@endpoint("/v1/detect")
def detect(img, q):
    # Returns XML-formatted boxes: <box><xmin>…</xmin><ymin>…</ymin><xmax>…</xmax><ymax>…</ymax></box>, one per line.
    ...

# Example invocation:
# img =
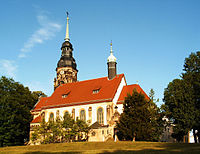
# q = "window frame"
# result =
<box><xmin>97</xmin><ymin>107</ymin><xmax>104</xmax><ymax>125</ymax></box>
<box><xmin>80</xmin><ymin>109</ymin><xmax>86</xmax><ymax>121</ymax></box>
<box><xmin>49</xmin><ymin>112</ymin><xmax>54</xmax><ymax>121</ymax></box>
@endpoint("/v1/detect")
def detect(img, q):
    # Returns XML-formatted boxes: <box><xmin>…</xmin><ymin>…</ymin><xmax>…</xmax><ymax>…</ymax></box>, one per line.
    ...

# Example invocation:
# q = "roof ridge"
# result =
<box><xmin>59</xmin><ymin>73</ymin><xmax>124</xmax><ymax>86</ymax></box>
<box><xmin>78</xmin><ymin>73</ymin><xmax>124</xmax><ymax>83</ymax></box>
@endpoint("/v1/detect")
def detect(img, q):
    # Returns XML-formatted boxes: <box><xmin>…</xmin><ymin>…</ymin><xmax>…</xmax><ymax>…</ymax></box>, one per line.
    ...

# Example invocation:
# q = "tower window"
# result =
<box><xmin>93</xmin><ymin>89</ymin><xmax>100</xmax><ymax>94</ymax></box>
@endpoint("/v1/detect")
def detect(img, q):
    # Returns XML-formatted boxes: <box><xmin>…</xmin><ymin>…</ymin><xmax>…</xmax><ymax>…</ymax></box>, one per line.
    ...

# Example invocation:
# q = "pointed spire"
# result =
<box><xmin>107</xmin><ymin>40</ymin><xmax>117</xmax><ymax>80</ymax></box>
<box><xmin>110</xmin><ymin>40</ymin><xmax>113</xmax><ymax>54</ymax></box>
<box><xmin>65</xmin><ymin>12</ymin><xmax>70</xmax><ymax>41</ymax></box>
<box><xmin>107</xmin><ymin>40</ymin><xmax>117</xmax><ymax>62</ymax></box>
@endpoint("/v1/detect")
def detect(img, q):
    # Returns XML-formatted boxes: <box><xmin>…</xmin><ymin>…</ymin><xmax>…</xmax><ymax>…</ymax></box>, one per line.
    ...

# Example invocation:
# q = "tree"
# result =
<box><xmin>163</xmin><ymin>51</ymin><xmax>200</xmax><ymax>143</ymax></box>
<box><xmin>75</xmin><ymin>118</ymin><xmax>90</xmax><ymax>141</ymax></box>
<box><xmin>163</xmin><ymin>79</ymin><xmax>195</xmax><ymax>142</ymax></box>
<box><xmin>31</xmin><ymin>113</ymin><xmax>90</xmax><ymax>144</ymax></box>
<box><xmin>0</xmin><ymin>76</ymin><xmax>41</xmax><ymax>146</ymax></box>
<box><xmin>182</xmin><ymin>51</ymin><xmax>200</xmax><ymax>143</ymax></box>
<box><xmin>116</xmin><ymin>89</ymin><xmax>163</xmax><ymax>141</ymax></box>
<box><xmin>62</xmin><ymin>112</ymin><xmax>76</xmax><ymax>142</ymax></box>
<box><xmin>148</xmin><ymin>89</ymin><xmax>164</xmax><ymax>141</ymax></box>
<box><xmin>31</xmin><ymin>91</ymin><xmax>47</xmax><ymax>102</ymax></box>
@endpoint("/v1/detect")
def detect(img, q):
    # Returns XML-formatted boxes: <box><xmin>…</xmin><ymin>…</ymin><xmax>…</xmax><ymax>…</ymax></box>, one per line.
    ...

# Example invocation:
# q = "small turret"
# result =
<box><xmin>107</xmin><ymin>41</ymin><xmax>117</xmax><ymax>80</ymax></box>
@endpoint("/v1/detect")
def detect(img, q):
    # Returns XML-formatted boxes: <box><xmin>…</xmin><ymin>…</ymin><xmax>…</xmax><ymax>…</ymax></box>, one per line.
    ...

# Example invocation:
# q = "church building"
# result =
<box><xmin>30</xmin><ymin>13</ymin><xmax>149</xmax><ymax>142</ymax></box>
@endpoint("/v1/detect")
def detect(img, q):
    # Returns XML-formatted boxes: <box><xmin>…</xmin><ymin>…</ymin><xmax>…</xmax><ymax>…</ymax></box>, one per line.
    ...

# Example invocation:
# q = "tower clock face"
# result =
<box><xmin>60</xmin><ymin>70</ymin><xmax>64</xmax><ymax>75</ymax></box>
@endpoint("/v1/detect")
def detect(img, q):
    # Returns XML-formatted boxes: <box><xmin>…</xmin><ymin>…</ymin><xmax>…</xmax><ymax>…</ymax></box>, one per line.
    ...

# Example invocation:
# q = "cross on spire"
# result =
<box><xmin>110</xmin><ymin>40</ymin><xmax>113</xmax><ymax>53</ymax></box>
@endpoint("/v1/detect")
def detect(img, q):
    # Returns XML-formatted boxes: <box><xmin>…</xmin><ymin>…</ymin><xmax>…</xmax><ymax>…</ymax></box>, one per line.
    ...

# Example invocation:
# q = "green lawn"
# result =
<box><xmin>0</xmin><ymin>141</ymin><xmax>200</xmax><ymax>154</ymax></box>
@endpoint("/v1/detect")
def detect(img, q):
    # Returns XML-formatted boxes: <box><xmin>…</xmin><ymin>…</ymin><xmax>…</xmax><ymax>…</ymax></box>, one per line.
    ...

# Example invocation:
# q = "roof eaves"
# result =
<box><xmin>41</xmin><ymin>98</ymin><xmax>113</xmax><ymax>110</ymax></box>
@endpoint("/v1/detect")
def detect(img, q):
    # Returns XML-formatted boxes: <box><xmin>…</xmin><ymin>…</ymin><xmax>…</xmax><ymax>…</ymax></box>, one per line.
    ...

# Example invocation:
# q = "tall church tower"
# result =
<box><xmin>107</xmin><ymin>41</ymin><xmax>117</xmax><ymax>80</ymax></box>
<box><xmin>54</xmin><ymin>13</ymin><xmax>78</xmax><ymax>89</ymax></box>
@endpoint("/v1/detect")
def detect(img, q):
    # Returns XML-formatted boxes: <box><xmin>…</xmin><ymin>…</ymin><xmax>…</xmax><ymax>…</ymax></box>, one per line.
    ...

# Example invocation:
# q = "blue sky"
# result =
<box><xmin>0</xmin><ymin>0</ymin><xmax>199</xmax><ymax>106</ymax></box>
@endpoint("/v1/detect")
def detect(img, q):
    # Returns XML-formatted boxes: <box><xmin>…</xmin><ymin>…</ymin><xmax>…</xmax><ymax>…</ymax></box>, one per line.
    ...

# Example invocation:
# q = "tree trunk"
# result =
<box><xmin>132</xmin><ymin>132</ymin><xmax>136</xmax><ymax>142</ymax></box>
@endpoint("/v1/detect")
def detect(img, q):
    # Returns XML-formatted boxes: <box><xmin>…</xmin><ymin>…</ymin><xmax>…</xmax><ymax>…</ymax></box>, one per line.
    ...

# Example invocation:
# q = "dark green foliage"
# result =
<box><xmin>117</xmin><ymin>89</ymin><xmax>163</xmax><ymax>141</ymax></box>
<box><xmin>182</xmin><ymin>52</ymin><xmax>200</xmax><ymax>143</ymax></box>
<box><xmin>0</xmin><ymin>76</ymin><xmax>41</xmax><ymax>147</ymax></box>
<box><xmin>163</xmin><ymin>51</ymin><xmax>200</xmax><ymax>143</ymax></box>
<box><xmin>163</xmin><ymin>79</ymin><xmax>195</xmax><ymax>142</ymax></box>
<box><xmin>31</xmin><ymin>114</ymin><xmax>90</xmax><ymax>144</ymax></box>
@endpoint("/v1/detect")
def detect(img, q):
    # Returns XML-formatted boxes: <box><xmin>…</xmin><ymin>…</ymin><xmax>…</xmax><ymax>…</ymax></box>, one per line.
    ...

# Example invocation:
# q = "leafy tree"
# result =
<box><xmin>0</xmin><ymin>76</ymin><xmax>41</xmax><ymax>146</ymax></box>
<box><xmin>148</xmin><ymin>89</ymin><xmax>164</xmax><ymax>141</ymax></box>
<box><xmin>31</xmin><ymin>113</ymin><xmax>90</xmax><ymax>144</ymax></box>
<box><xmin>116</xmin><ymin>89</ymin><xmax>163</xmax><ymax>141</ymax></box>
<box><xmin>163</xmin><ymin>79</ymin><xmax>195</xmax><ymax>142</ymax></box>
<box><xmin>75</xmin><ymin>118</ymin><xmax>90</xmax><ymax>141</ymax></box>
<box><xmin>163</xmin><ymin>51</ymin><xmax>200</xmax><ymax>143</ymax></box>
<box><xmin>182</xmin><ymin>51</ymin><xmax>200</xmax><ymax>143</ymax></box>
<box><xmin>62</xmin><ymin>112</ymin><xmax>76</xmax><ymax>142</ymax></box>
<box><xmin>31</xmin><ymin>91</ymin><xmax>47</xmax><ymax>102</ymax></box>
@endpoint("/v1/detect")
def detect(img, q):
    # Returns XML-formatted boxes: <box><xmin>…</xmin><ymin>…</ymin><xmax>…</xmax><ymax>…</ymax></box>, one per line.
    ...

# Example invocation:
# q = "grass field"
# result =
<box><xmin>0</xmin><ymin>141</ymin><xmax>200</xmax><ymax>154</ymax></box>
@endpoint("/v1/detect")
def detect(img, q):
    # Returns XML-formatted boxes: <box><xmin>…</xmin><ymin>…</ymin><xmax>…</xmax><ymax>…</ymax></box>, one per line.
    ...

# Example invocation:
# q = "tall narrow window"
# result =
<box><xmin>64</xmin><ymin>111</ymin><xmax>69</xmax><ymax>119</ymax></box>
<box><xmin>72</xmin><ymin>109</ymin><xmax>75</xmax><ymax>119</ymax></box>
<box><xmin>88</xmin><ymin>107</ymin><xmax>92</xmax><ymax>119</ymax></box>
<box><xmin>56</xmin><ymin>110</ymin><xmax>60</xmax><ymax>119</ymax></box>
<box><xmin>80</xmin><ymin>109</ymin><xmax>86</xmax><ymax>121</ymax></box>
<box><xmin>97</xmin><ymin>108</ymin><xmax>104</xmax><ymax>125</ymax></box>
<box><xmin>41</xmin><ymin>112</ymin><xmax>45</xmax><ymax>121</ymax></box>
<box><xmin>49</xmin><ymin>113</ymin><xmax>54</xmax><ymax>121</ymax></box>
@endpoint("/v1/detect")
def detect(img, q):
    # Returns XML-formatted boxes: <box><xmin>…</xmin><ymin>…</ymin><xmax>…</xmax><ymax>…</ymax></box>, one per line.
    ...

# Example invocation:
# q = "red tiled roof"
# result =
<box><xmin>32</xmin><ymin>74</ymin><xmax>124</xmax><ymax>111</ymax></box>
<box><xmin>31</xmin><ymin>115</ymin><xmax>41</xmax><ymax>123</ymax></box>
<box><xmin>117</xmin><ymin>84</ymin><xmax>149</xmax><ymax>104</ymax></box>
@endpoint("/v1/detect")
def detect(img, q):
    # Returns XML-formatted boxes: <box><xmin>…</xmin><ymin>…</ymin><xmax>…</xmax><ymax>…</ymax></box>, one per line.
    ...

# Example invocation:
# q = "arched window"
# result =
<box><xmin>64</xmin><ymin>111</ymin><xmax>69</xmax><ymax>116</ymax></box>
<box><xmin>80</xmin><ymin>109</ymin><xmax>86</xmax><ymax>121</ymax></box>
<box><xmin>97</xmin><ymin>108</ymin><xmax>104</xmax><ymax>125</ymax></box>
<box><xmin>49</xmin><ymin>113</ymin><xmax>54</xmax><ymax>121</ymax></box>
<box><xmin>63</xmin><ymin>111</ymin><xmax>69</xmax><ymax>119</ymax></box>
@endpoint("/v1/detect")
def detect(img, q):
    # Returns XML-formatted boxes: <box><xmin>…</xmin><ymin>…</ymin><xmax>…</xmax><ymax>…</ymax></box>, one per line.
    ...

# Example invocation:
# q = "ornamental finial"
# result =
<box><xmin>110</xmin><ymin>40</ymin><xmax>113</xmax><ymax>53</ymax></box>
<box><xmin>107</xmin><ymin>40</ymin><xmax>117</xmax><ymax>62</ymax></box>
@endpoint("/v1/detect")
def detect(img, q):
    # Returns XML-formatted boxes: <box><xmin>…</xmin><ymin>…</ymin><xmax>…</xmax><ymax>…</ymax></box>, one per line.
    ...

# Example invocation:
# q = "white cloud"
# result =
<box><xmin>19</xmin><ymin>14</ymin><xmax>62</xmax><ymax>58</ymax></box>
<box><xmin>0</xmin><ymin>59</ymin><xmax>18</xmax><ymax>79</ymax></box>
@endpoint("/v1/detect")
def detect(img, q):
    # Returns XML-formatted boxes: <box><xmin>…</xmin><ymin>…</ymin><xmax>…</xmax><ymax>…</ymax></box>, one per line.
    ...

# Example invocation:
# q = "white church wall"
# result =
<box><xmin>117</xmin><ymin>104</ymin><xmax>123</xmax><ymax>114</ymax></box>
<box><xmin>92</xmin><ymin>105</ymin><xmax>97</xmax><ymax>124</ymax></box>
<box><xmin>112</xmin><ymin>76</ymin><xmax>126</xmax><ymax>105</ymax></box>
<box><xmin>43</xmin><ymin>102</ymin><xmax>112</xmax><ymax>125</ymax></box>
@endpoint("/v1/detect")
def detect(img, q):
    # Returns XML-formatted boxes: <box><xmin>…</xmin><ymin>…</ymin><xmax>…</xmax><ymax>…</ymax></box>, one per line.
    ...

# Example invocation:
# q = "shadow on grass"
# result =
<box><xmin>23</xmin><ymin>147</ymin><xmax>200</xmax><ymax>154</ymax></box>
<box><xmin>16</xmin><ymin>142</ymin><xmax>200</xmax><ymax>154</ymax></box>
<box><xmin>24</xmin><ymin>152</ymin><xmax>81</xmax><ymax>154</ymax></box>
<box><xmin>100</xmin><ymin>143</ymin><xmax>200</xmax><ymax>154</ymax></box>
<box><xmin>101</xmin><ymin>150</ymin><xmax>177</xmax><ymax>154</ymax></box>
